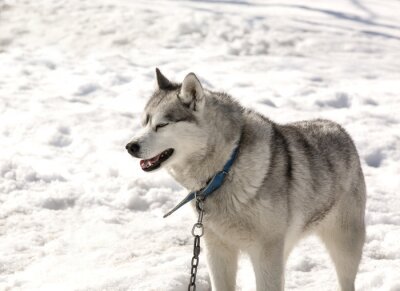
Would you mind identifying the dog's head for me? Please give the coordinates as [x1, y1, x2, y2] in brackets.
[126, 69, 209, 172]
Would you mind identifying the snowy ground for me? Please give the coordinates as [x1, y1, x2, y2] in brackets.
[1, 0, 400, 290]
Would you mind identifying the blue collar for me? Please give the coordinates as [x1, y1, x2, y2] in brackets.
[163, 144, 240, 218]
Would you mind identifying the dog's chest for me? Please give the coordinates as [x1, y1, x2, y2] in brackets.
[204, 205, 257, 247]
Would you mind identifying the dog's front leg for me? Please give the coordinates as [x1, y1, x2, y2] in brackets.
[204, 232, 238, 291]
[248, 240, 285, 291]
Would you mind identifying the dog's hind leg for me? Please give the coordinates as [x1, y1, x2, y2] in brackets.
[317, 205, 365, 291]
[204, 232, 239, 291]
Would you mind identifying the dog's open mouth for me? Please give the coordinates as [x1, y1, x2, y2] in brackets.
[140, 148, 174, 172]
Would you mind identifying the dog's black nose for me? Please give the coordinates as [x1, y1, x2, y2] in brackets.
[126, 142, 140, 155]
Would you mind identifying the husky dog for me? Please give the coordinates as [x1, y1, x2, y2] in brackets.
[126, 69, 366, 291]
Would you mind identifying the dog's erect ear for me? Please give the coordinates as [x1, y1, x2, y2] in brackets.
[178, 73, 204, 110]
[156, 68, 172, 90]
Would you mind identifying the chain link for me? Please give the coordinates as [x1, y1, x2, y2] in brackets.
[188, 195, 205, 291]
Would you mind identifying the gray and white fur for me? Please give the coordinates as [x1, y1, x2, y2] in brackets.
[126, 69, 366, 291]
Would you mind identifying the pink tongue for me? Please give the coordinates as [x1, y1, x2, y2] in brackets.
[149, 155, 160, 163]
[140, 153, 161, 168]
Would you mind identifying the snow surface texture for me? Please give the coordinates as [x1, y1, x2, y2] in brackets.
[1, 0, 400, 290]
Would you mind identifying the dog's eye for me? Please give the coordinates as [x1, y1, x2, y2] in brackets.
[155, 123, 169, 132]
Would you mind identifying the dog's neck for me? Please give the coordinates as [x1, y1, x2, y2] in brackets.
[167, 94, 243, 191]
[167, 138, 240, 191]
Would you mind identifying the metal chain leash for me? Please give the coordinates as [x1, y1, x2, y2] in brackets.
[188, 194, 205, 291]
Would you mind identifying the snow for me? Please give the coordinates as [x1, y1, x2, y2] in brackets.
[1, 0, 400, 290]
